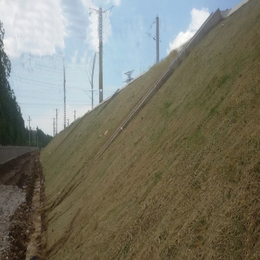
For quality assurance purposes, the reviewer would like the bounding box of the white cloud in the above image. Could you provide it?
[88,11,99,51]
[0,0,67,58]
[113,0,121,7]
[87,10,112,52]
[80,0,113,51]
[71,50,78,63]
[102,12,112,43]
[168,8,210,53]
[0,0,115,57]
[81,51,87,64]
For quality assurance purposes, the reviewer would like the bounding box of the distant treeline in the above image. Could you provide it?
[0,21,52,147]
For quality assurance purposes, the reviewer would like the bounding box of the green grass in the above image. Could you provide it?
[153,171,164,185]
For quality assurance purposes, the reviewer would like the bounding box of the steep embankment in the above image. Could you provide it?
[41,1,260,259]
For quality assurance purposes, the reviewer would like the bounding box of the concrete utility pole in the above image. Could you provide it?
[63,62,66,129]
[98,8,103,103]
[56,109,58,135]
[28,116,31,147]
[156,16,159,64]
[53,118,56,137]
[91,53,96,109]
[74,110,76,121]
[89,6,113,104]
[34,129,36,147]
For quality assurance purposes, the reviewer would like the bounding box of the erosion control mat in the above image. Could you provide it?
[40,0,260,259]
[0,151,45,260]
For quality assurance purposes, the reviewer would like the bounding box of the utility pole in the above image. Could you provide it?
[148,16,160,64]
[28,116,31,147]
[53,118,56,137]
[156,16,159,64]
[63,62,66,129]
[56,109,58,135]
[34,129,36,147]
[98,8,103,103]
[67,119,69,127]
[91,53,96,109]
[89,6,113,104]
[74,110,76,121]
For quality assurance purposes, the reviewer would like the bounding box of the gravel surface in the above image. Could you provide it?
[0,185,25,257]
[0,152,44,260]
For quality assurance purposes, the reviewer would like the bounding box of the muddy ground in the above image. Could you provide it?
[0,152,45,260]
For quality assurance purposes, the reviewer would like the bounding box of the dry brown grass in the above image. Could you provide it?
[41,1,260,259]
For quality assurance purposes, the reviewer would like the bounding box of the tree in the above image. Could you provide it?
[0,21,52,147]
[0,21,26,145]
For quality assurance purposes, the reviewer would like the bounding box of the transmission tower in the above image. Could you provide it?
[124,70,134,84]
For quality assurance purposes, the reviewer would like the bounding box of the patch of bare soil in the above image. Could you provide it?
[0,185,25,257]
[0,151,45,260]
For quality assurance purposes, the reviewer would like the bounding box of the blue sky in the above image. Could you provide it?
[0,0,247,135]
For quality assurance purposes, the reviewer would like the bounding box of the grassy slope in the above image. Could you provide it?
[41,1,260,259]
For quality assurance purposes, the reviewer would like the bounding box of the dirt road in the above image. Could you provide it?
[0,151,45,260]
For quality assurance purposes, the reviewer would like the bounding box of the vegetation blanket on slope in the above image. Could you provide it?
[41,1,260,259]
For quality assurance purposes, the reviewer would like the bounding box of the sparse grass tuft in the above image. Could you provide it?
[122,241,131,256]
[153,171,164,185]
[218,74,230,87]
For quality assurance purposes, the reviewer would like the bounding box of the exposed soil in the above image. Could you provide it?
[0,151,45,260]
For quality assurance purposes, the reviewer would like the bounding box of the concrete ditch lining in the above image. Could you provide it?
[0,146,39,164]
